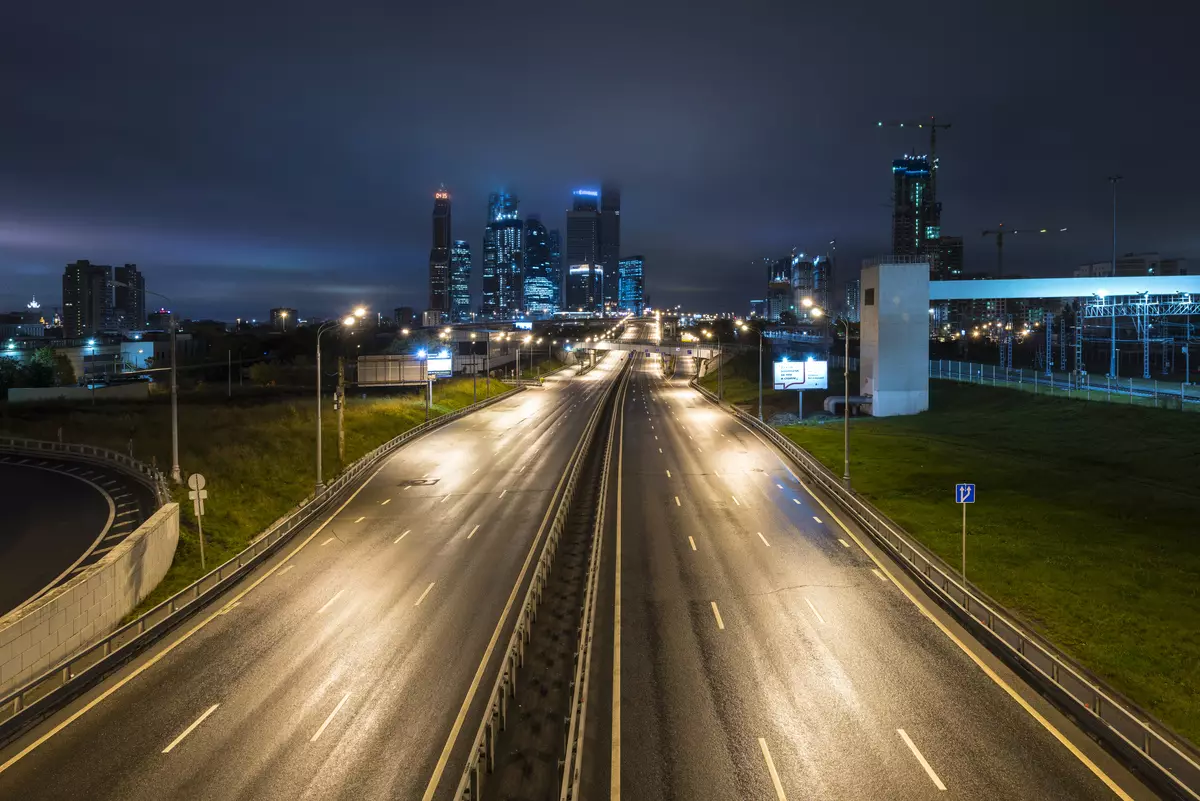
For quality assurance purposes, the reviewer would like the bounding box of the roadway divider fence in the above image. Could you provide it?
[0,385,524,743]
[452,359,627,800]
[690,373,1200,801]
[0,436,170,507]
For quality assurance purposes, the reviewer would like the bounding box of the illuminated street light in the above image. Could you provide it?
[354,307,367,318]
[401,327,410,336]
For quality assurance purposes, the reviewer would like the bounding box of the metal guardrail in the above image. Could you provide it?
[0,436,170,507]
[452,360,626,800]
[690,376,1200,801]
[0,386,524,739]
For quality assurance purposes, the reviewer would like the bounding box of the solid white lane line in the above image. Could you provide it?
[838,538,850,548]
[441,494,451,503]
[613,376,626,801]
[415,582,436,606]
[897,729,947,791]
[380,499,391,506]
[666,470,671,478]
[395,529,410,544]
[710,601,725,630]
[355,516,366,523]
[812,516,822,524]
[162,704,220,753]
[499,489,507,499]
[317,589,345,614]
[757,532,770,547]
[320,537,335,547]
[871,568,887,581]
[310,693,351,743]
[792,498,801,505]
[731,495,740,506]
[277,564,295,576]
[805,598,828,625]
[467,525,480,539]
[758,738,788,801]
[688,536,697,551]
[674,496,681,506]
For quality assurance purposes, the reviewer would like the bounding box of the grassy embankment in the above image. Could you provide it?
[0,378,511,612]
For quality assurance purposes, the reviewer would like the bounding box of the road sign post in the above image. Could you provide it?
[955,483,975,588]
[188,473,209,570]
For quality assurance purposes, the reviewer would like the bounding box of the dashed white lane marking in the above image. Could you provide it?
[792,498,801,505]
[674,496,681,506]
[317,589,345,614]
[403,485,412,491]
[498,490,507,499]
[812,516,822,524]
[355,516,366,523]
[395,530,410,544]
[871,568,887,581]
[758,738,788,801]
[710,601,725,630]
[415,581,436,606]
[310,692,351,743]
[838,538,850,548]
[320,537,335,547]
[467,525,480,539]
[897,729,947,791]
[666,470,671,478]
[688,536,697,551]
[804,597,828,625]
[380,499,391,506]
[776,483,784,489]
[441,494,452,503]
[659,448,663,453]
[757,532,770,547]
[277,564,295,576]
[162,704,220,754]
[731,495,740,506]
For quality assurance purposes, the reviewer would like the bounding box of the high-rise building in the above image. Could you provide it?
[566,189,601,312]
[548,229,563,309]
[618,256,644,315]
[428,190,452,313]
[932,236,964,280]
[891,156,940,259]
[113,264,145,331]
[765,257,793,322]
[270,307,298,331]
[523,217,557,316]
[449,240,472,321]
[482,192,522,319]
[62,260,113,338]
[394,306,417,327]
[599,185,621,311]
[844,279,861,323]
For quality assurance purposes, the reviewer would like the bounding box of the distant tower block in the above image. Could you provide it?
[860,261,930,416]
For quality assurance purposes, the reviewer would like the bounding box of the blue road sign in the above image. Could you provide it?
[956,483,976,504]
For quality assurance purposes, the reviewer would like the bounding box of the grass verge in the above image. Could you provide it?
[0,377,512,615]
[775,381,1200,743]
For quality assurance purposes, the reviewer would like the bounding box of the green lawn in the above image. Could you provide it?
[775,381,1200,742]
[0,377,511,612]
[520,358,565,379]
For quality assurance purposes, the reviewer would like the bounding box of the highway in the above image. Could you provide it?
[0,358,619,800]
[581,320,1154,800]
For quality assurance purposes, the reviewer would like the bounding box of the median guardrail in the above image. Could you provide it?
[690,375,1200,801]
[452,360,627,800]
[0,386,524,742]
[0,436,169,507]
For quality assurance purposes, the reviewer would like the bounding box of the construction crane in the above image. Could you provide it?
[980,223,1069,278]
[876,117,952,198]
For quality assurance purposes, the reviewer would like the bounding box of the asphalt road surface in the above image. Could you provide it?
[0,358,620,800]
[0,458,113,616]
[581,327,1154,800]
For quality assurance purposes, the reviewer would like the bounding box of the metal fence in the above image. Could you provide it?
[452,362,626,800]
[691,377,1200,800]
[931,359,1199,411]
[0,386,524,738]
[0,436,170,507]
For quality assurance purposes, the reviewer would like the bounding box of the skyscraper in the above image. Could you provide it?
[933,235,964,280]
[62,260,113,337]
[765,257,792,321]
[618,256,644,315]
[891,156,939,258]
[565,189,601,312]
[482,192,522,319]
[428,190,452,313]
[599,185,621,311]
[113,263,145,331]
[449,240,472,321]
[523,217,557,316]
[844,278,861,323]
[548,229,563,310]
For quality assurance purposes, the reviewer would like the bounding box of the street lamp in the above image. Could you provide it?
[739,323,764,421]
[803,297,852,490]
[315,310,364,493]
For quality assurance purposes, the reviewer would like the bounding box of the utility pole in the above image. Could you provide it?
[336,356,345,465]
[1108,175,1123,379]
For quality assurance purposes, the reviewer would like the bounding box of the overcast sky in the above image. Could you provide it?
[1,0,1196,320]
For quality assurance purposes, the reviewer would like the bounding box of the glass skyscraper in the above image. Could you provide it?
[449,240,471,321]
[891,156,939,258]
[548,229,563,311]
[523,217,557,316]
[482,192,522,319]
[618,256,644,315]
[565,189,601,312]
[429,190,452,313]
[599,185,621,311]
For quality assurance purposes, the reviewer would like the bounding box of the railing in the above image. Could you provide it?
[690,375,1200,801]
[931,359,1199,411]
[452,360,626,800]
[0,386,524,739]
[0,436,169,507]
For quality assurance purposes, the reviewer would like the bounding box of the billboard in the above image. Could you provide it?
[513,321,533,330]
[773,359,828,390]
[426,356,453,377]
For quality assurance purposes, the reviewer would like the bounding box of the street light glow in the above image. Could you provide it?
[342,316,357,326]
[354,307,368,318]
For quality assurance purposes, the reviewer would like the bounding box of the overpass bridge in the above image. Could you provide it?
[588,339,721,359]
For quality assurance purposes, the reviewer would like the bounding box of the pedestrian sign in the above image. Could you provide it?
[955,484,975,504]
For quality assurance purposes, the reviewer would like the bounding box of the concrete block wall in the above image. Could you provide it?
[0,503,179,696]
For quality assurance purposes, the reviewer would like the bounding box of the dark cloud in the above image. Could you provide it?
[1,0,1196,318]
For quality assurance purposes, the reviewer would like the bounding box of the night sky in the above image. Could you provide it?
[1,1,1195,321]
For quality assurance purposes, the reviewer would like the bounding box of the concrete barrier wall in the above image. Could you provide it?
[0,503,179,695]
[7,383,150,403]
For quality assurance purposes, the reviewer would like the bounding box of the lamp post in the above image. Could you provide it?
[315,310,364,494]
[470,332,478,402]
[805,298,852,489]
[739,323,764,421]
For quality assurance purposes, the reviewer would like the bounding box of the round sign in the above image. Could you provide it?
[187,473,206,490]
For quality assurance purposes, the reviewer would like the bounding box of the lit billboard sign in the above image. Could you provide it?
[426,356,453,377]
[773,359,828,390]
[513,320,533,330]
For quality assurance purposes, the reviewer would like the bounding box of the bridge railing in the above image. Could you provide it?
[690,373,1200,800]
